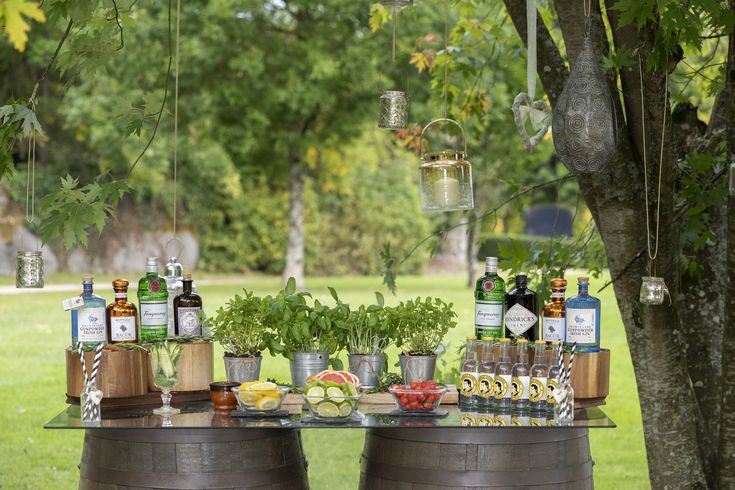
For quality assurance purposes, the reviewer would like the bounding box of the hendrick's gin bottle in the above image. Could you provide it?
[504,274,539,341]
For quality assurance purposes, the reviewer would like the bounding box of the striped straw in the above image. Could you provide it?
[557,341,566,385]
[84,343,104,421]
[565,342,576,385]
[78,343,88,384]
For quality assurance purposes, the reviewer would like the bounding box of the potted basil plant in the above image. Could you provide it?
[391,297,457,383]
[210,291,270,383]
[346,292,392,388]
[265,278,347,387]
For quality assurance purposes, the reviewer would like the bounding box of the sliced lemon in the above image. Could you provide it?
[249,381,278,391]
[326,387,345,401]
[255,396,281,411]
[239,381,258,389]
[316,401,340,418]
[238,393,259,406]
[338,402,352,417]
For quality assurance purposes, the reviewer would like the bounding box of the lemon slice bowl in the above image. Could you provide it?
[232,385,290,413]
[301,392,362,421]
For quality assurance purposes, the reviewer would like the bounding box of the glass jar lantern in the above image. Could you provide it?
[639,276,671,305]
[419,118,474,212]
[16,250,44,288]
[378,90,408,130]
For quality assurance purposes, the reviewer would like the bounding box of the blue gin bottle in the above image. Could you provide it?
[564,277,600,352]
[71,276,107,348]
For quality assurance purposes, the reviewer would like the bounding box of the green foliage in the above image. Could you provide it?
[38,176,128,248]
[346,292,394,355]
[210,290,270,357]
[390,296,457,356]
[0,0,46,52]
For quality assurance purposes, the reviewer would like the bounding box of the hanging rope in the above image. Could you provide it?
[392,4,397,64]
[526,0,537,99]
[583,0,592,35]
[172,0,181,239]
[443,0,449,119]
[638,52,668,273]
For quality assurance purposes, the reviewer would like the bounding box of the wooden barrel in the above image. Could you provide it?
[80,428,308,489]
[360,428,593,489]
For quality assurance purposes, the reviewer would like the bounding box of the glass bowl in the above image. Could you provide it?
[301,392,362,420]
[232,385,290,413]
[388,384,448,413]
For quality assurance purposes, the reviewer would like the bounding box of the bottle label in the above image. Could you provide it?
[542,316,565,341]
[475,301,503,327]
[511,415,529,426]
[511,375,530,400]
[460,412,477,427]
[494,414,510,426]
[530,416,546,426]
[110,316,136,341]
[78,307,106,342]
[530,376,547,403]
[478,374,495,399]
[114,293,127,299]
[551,292,565,299]
[547,378,558,404]
[494,374,511,399]
[140,301,168,340]
[176,307,202,336]
[566,308,596,343]
[481,279,496,292]
[477,414,494,426]
[505,303,537,337]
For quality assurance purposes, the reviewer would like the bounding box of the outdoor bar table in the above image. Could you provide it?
[45,402,615,489]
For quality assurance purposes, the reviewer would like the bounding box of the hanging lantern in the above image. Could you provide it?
[16,250,44,288]
[418,118,474,212]
[552,36,618,173]
[378,90,408,130]
[379,0,413,6]
[639,276,671,306]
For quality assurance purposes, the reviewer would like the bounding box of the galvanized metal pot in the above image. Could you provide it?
[348,353,386,388]
[399,354,437,383]
[290,352,330,387]
[223,355,262,383]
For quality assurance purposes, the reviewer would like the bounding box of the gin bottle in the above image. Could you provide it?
[164,257,184,337]
[138,257,168,341]
[474,257,506,339]
[174,274,203,336]
[494,338,513,411]
[546,341,561,412]
[542,278,567,341]
[504,274,539,341]
[529,340,548,413]
[106,279,138,344]
[459,337,479,407]
[476,337,496,410]
[511,339,530,412]
[565,277,601,352]
[71,276,107,348]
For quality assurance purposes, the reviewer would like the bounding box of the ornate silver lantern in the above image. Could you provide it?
[16,250,44,288]
[378,90,408,130]
[418,118,474,212]
[552,36,618,173]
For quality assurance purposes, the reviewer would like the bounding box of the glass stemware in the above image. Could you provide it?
[148,341,183,416]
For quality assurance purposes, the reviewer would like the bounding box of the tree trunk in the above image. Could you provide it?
[282,143,305,288]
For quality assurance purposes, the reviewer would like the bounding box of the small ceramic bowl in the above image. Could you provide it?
[209,381,240,412]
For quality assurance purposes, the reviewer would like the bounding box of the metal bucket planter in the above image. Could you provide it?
[348,354,386,388]
[399,354,437,383]
[223,355,262,383]
[290,352,330,387]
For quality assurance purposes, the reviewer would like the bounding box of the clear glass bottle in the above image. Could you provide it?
[138,257,169,341]
[106,279,138,344]
[475,257,506,339]
[80,378,102,425]
[164,256,184,337]
[504,274,539,341]
[476,337,496,411]
[71,276,107,348]
[529,340,548,413]
[554,381,575,425]
[493,338,513,411]
[565,277,601,352]
[511,339,530,412]
[542,278,567,341]
[174,274,203,336]
[546,341,561,413]
[459,337,479,407]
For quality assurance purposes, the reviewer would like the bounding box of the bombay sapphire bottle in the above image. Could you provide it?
[71,276,107,348]
[564,277,601,352]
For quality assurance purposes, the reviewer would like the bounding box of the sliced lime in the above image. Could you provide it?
[338,402,352,417]
[306,386,325,398]
[316,401,340,418]
[326,386,345,401]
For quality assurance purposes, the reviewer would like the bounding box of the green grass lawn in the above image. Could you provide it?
[0,274,648,489]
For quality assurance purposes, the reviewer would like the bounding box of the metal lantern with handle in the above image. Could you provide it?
[16,250,43,288]
[419,118,474,212]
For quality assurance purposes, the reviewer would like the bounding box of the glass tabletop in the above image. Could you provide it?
[45,402,615,429]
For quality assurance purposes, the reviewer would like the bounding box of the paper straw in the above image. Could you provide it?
[78,343,88,384]
[84,343,104,421]
[565,342,576,385]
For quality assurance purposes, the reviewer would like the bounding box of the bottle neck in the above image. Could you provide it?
[577,284,589,296]
[114,289,128,302]
[82,284,93,295]
[182,280,193,294]
[486,265,497,274]
[551,289,566,303]
[516,345,528,363]
[550,345,560,366]
[534,347,546,364]
[146,269,159,277]
[499,344,511,363]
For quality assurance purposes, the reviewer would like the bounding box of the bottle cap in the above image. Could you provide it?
[550,340,559,345]
[183,273,192,281]
[112,278,129,288]
[578,277,590,284]
[480,336,494,340]
[534,340,547,344]
[146,257,158,266]
[550,278,567,288]
[485,256,497,266]
[499,338,510,343]
[466,335,477,340]
[82,276,94,284]
[515,274,528,287]
[517,339,528,343]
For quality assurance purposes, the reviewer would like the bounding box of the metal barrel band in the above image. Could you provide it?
[361,457,593,487]
[80,461,306,489]
[419,117,468,158]
[89,428,292,444]
[370,427,589,444]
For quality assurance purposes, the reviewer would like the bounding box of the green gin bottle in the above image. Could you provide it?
[475,257,506,338]
[138,257,169,340]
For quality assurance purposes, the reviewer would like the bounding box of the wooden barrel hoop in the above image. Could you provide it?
[360,428,593,489]
[79,428,308,489]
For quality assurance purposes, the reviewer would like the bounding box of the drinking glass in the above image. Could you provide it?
[149,341,183,416]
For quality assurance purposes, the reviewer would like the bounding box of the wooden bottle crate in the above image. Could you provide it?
[66,345,148,399]
[563,349,610,404]
[146,341,214,392]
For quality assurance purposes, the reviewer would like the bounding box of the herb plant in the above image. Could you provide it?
[390,297,457,356]
[210,290,270,357]
[346,292,393,355]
